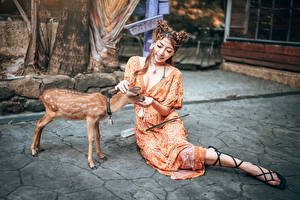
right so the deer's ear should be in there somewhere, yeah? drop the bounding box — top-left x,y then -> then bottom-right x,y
108,88 -> 119,95
129,86 -> 141,93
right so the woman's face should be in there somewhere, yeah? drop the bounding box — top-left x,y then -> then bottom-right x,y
153,37 -> 175,64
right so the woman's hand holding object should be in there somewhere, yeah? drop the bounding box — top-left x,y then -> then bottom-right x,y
137,97 -> 153,107
115,80 -> 129,93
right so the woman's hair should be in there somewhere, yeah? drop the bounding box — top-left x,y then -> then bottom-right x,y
133,20 -> 189,77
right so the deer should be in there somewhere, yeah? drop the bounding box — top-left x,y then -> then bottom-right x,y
30,86 -> 144,169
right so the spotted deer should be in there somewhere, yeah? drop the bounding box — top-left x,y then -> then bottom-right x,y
30,86 -> 144,169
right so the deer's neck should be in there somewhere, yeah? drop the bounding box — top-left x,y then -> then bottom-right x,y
109,93 -> 129,113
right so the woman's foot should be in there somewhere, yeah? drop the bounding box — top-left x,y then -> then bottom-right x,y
240,162 -> 286,189
205,146 -> 286,189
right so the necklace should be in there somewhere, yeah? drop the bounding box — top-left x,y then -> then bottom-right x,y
148,63 -> 166,79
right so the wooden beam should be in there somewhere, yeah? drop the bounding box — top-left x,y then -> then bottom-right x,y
222,41 -> 300,57
221,48 -> 300,66
223,55 -> 300,72
222,41 -> 300,72
12,0 -> 31,34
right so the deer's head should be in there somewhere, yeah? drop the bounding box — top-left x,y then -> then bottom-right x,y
126,86 -> 145,103
109,86 -> 145,103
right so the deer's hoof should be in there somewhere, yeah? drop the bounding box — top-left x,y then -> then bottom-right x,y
97,153 -> 105,159
37,148 -> 45,153
32,153 -> 38,157
89,164 -> 98,170
31,149 -> 38,157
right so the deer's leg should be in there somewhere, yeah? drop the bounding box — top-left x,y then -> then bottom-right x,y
87,117 -> 97,169
31,112 -> 56,156
95,122 -> 105,159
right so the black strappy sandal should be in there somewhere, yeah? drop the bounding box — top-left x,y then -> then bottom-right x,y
207,146 -> 244,168
255,166 -> 286,189
208,146 -> 286,189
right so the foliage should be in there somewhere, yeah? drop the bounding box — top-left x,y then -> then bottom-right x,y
128,0 -> 225,35
165,0 -> 225,34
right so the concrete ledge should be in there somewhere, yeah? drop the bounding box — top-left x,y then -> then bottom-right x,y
0,105 -> 135,125
0,112 -> 45,125
220,61 -> 300,88
3,91 -> 300,125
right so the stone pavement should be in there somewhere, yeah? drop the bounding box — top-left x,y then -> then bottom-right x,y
0,69 -> 300,200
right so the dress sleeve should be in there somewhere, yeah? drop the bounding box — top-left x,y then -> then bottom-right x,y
161,70 -> 184,110
124,56 -> 138,85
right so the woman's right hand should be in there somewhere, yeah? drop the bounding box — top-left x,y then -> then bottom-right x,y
115,80 -> 130,93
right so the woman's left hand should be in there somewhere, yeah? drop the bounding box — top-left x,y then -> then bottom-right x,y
136,97 -> 153,107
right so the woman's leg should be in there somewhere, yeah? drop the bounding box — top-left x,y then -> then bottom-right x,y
205,146 -> 285,188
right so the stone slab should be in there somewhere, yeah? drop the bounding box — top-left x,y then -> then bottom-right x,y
220,61 -> 300,88
0,94 -> 299,199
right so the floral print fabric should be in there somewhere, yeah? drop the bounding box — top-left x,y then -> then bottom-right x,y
124,56 -> 206,179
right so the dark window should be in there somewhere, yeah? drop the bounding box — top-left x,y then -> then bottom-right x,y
229,0 -> 300,44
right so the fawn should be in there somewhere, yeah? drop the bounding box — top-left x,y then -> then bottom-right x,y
30,86 -> 144,169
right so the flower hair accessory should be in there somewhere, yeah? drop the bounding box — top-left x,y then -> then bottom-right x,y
149,43 -> 154,50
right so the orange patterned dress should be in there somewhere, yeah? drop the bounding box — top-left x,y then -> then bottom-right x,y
124,56 -> 206,180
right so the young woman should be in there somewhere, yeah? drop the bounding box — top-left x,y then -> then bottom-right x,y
115,20 -> 286,189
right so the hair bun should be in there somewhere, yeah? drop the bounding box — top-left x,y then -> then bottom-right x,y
153,20 -> 172,41
175,31 -> 190,46
153,20 -> 190,48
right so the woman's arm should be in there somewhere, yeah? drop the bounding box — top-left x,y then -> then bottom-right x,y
151,99 -> 172,116
115,80 -> 129,93
136,97 -> 171,117
148,72 -> 182,117
115,56 -> 138,93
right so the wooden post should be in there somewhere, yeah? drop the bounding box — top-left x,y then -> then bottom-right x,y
12,0 -> 31,34
143,0 -> 158,57
287,0 -> 294,42
12,0 -> 37,69
243,0 -> 250,35
255,0 -> 261,39
269,0 -> 275,40
25,0 -> 37,67
224,0 -> 232,42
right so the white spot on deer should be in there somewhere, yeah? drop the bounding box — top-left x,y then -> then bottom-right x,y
77,97 -> 86,101
72,107 -> 81,111
59,110 -> 73,117
58,103 -> 64,107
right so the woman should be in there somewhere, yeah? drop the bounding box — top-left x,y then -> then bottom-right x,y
115,20 -> 286,189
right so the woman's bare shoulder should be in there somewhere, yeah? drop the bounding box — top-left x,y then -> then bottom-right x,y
169,65 -> 182,76
128,56 -> 139,62
128,56 -> 145,66
137,56 -> 146,66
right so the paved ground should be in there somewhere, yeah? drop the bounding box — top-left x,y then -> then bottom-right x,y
0,69 -> 300,200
